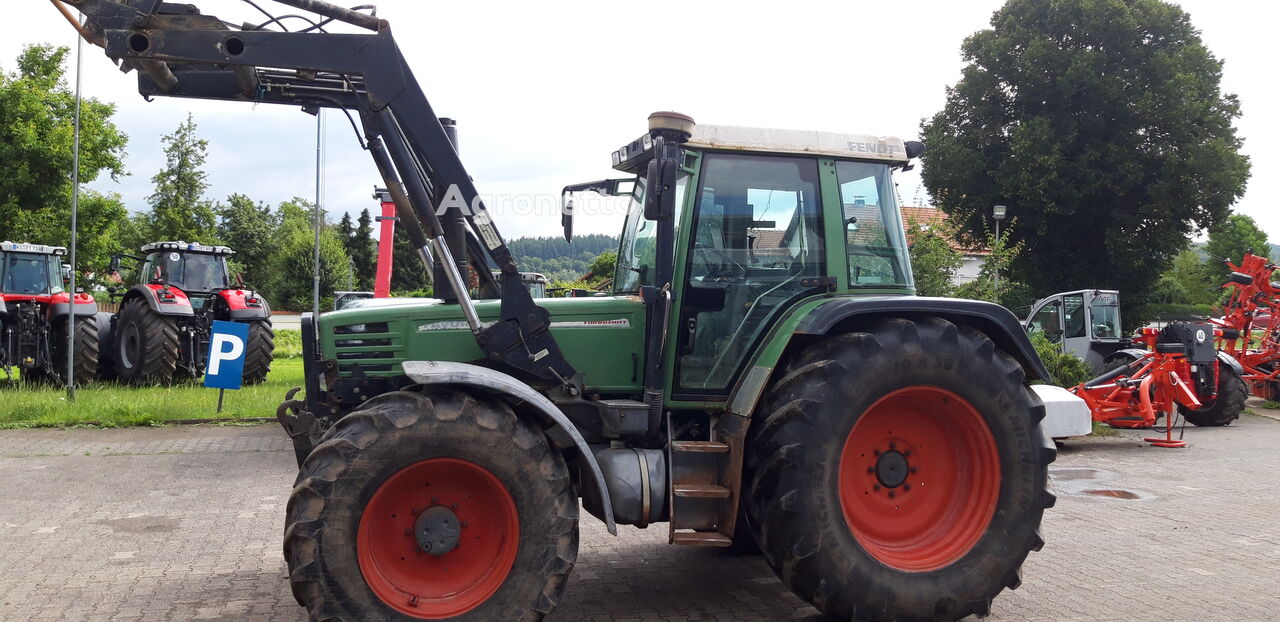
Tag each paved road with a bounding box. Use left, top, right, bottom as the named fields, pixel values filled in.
left=2, top=407, right=1280, bottom=621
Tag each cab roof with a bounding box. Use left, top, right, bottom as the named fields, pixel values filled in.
left=140, top=241, right=234, bottom=255
left=686, top=124, right=910, bottom=163
left=1, top=241, right=66, bottom=255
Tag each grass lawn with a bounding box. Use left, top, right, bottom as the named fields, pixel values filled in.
left=0, top=331, right=306, bottom=428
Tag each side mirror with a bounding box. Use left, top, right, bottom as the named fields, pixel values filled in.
left=109, top=255, right=122, bottom=272
left=561, top=197, right=575, bottom=243
left=61, top=264, right=72, bottom=282
left=644, top=153, right=678, bottom=220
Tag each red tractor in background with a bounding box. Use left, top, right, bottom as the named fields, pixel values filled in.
left=105, top=241, right=274, bottom=385
left=0, top=241, right=100, bottom=384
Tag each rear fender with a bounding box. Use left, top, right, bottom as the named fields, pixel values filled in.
left=124, top=284, right=194, bottom=317
left=795, top=297, right=1051, bottom=379
left=726, top=296, right=1052, bottom=420
left=401, top=360, right=618, bottom=536
left=1216, top=351, right=1243, bottom=376
left=48, top=292, right=98, bottom=319
left=218, top=289, right=272, bottom=320
left=1102, top=348, right=1149, bottom=367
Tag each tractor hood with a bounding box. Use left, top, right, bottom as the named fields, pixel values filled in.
left=316, top=296, right=646, bottom=394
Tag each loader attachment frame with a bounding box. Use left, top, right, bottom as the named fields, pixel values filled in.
left=60, top=0, right=579, bottom=390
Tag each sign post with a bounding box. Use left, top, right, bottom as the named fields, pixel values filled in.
left=204, top=320, right=250, bottom=413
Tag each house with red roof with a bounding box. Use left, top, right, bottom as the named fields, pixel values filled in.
left=899, top=206, right=989, bottom=284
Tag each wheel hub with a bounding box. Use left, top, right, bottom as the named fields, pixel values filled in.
left=415, top=505, right=461, bottom=555
left=874, top=449, right=909, bottom=489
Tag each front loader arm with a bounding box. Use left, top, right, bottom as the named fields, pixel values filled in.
left=58, top=0, right=579, bottom=389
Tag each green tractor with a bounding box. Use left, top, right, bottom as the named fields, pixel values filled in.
left=63, top=1, right=1056, bottom=620
left=278, top=117, right=1059, bottom=620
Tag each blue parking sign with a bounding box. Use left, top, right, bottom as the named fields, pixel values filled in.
left=205, top=320, right=251, bottom=390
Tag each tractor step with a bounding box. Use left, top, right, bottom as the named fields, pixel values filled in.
left=671, top=440, right=729, bottom=453
left=673, top=483, right=731, bottom=498
left=671, top=531, right=732, bottom=547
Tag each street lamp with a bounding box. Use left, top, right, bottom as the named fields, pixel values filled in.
left=992, top=205, right=1007, bottom=295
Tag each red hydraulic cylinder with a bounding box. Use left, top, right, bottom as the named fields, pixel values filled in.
left=374, top=189, right=396, bottom=298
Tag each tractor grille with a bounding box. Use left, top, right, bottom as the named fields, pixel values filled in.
left=331, top=321, right=402, bottom=376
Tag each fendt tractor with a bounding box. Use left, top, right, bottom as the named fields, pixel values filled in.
left=0, top=241, right=99, bottom=384
left=60, top=1, right=1062, bottom=620
left=104, top=241, right=274, bottom=384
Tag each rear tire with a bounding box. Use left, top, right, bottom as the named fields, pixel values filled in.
left=114, top=297, right=178, bottom=385
left=94, top=312, right=117, bottom=381
left=1179, top=363, right=1247, bottom=427
left=284, top=390, right=578, bottom=621
left=52, top=316, right=100, bottom=386
left=240, top=319, right=274, bottom=385
left=745, top=318, right=1056, bottom=622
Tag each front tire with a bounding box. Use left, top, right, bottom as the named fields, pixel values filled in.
left=114, top=297, right=178, bottom=385
left=284, top=390, right=578, bottom=621
left=1179, top=363, right=1246, bottom=427
left=745, top=317, right=1056, bottom=622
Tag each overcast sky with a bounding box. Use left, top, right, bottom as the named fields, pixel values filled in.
left=1, top=1, right=1276, bottom=242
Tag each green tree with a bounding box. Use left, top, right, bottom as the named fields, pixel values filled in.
left=905, top=217, right=962, bottom=298
left=258, top=198, right=352, bottom=310
left=0, top=44, right=129, bottom=272
left=586, top=250, right=617, bottom=284
left=148, top=114, right=217, bottom=242
left=352, top=208, right=377, bottom=290
left=390, top=224, right=431, bottom=293
left=954, top=223, right=1028, bottom=309
left=921, top=0, right=1250, bottom=324
left=1202, top=213, right=1270, bottom=287
left=335, top=211, right=355, bottom=243
left=216, top=193, right=277, bottom=285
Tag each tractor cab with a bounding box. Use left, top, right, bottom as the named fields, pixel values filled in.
left=135, top=241, right=233, bottom=295
left=1, top=242, right=68, bottom=299
left=0, top=241, right=99, bottom=384
left=1025, top=289, right=1126, bottom=371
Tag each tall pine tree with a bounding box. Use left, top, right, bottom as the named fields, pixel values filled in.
left=352, top=208, right=377, bottom=290
left=148, top=114, right=218, bottom=243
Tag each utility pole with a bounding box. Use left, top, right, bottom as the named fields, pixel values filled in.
left=312, top=111, right=324, bottom=322
left=67, top=16, right=84, bottom=401
left=992, top=205, right=1007, bottom=298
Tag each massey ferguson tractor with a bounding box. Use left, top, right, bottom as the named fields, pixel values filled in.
left=104, top=241, right=273, bottom=385
left=0, top=241, right=100, bottom=384
left=60, top=2, right=1063, bottom=620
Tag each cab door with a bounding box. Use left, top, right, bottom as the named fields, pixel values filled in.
left=1026, top=296, right=1065, bottom=344
left=1058, top=293, right=1090, bottom=361
left=672, top=152, right=826, bottom=396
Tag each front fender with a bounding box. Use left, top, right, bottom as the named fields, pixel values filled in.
left=401, top=360, right=618, bottom=535
left=795, top=296, right=1052, bottom=381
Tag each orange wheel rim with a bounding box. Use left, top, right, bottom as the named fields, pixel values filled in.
left=357, top=458, right=519, bottom=618
left=838, top=386, right=1001, bottom=572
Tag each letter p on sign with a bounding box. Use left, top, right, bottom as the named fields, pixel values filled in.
left=205, top=320, right=251, bottom=390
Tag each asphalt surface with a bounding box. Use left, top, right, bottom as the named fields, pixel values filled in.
left=2, top=405, right=1279, bottom=621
